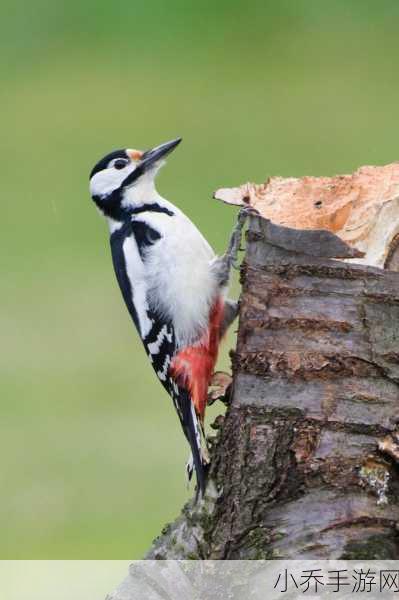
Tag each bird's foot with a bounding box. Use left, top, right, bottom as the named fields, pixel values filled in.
left=212, top=206, right=256, bottom=286
left=225, top=207, right=250, bottom=268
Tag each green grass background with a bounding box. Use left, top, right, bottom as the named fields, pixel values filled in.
left=1, top=1, right=399, bottom=558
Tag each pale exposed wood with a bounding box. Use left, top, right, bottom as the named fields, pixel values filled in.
left=215, top=162, right=399, bottom=270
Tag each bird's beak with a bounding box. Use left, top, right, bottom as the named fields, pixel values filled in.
left=139, top=138, right=182, bottom=171
left=122, top=138, right=182, bottom=189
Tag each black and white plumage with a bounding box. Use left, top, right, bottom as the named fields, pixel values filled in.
left=89, top=138, right=243, bottom=494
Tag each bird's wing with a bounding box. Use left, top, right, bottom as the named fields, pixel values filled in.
left=113, top=212, right=209, bottom=493
left=143, top=317, right=206, bottom=494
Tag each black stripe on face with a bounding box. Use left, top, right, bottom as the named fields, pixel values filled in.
left=89, top=149, right=128, bottom=179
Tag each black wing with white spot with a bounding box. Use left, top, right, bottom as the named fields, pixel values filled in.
left=143, top=319, right=206, bottom=495
left=110, top=221, right=205, bottom=493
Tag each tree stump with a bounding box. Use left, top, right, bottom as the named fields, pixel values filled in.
left=146, top=163, right=399, bottom=560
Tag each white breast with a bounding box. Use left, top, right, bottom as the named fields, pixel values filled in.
left=139, top=209, right=222, bottom=347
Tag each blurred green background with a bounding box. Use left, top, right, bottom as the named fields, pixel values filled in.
left=1, top=0, right=399, bottom=558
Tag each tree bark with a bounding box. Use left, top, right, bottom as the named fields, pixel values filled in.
left=146, top=168, right=399, bottom=560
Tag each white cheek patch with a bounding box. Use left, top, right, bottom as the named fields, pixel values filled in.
left=90, top=164, right=136, bottom=198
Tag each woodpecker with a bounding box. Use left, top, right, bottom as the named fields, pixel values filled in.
left=89, top=138, right=245, bottom=495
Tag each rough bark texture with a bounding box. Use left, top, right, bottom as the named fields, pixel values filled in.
left=145, top=163, right=399, bottom=560
left=146, top=210, right=399, bottom=560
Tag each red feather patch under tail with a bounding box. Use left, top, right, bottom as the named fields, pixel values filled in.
left=170, top=297, right=225, bottom=422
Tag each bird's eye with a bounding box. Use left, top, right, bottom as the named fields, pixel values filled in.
left=113, top=159, right=128, bottom=170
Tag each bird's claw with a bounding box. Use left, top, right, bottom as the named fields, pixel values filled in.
left=212, top=206, right=255, bottom=285
left=225, top=207, right=251, bottom=265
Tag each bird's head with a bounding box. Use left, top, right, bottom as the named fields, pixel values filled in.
left=89, top=137, right=182, bottom=222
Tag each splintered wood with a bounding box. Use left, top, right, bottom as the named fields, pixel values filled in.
left=215, top=162, right=399, bottom=269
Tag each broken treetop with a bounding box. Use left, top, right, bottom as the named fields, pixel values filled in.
left=214, top=162, right=399, bottom=269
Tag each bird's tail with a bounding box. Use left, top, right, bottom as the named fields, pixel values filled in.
left=168, top=298, right=226, bottom=496
left=176, top=386, right=207, bottom=495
